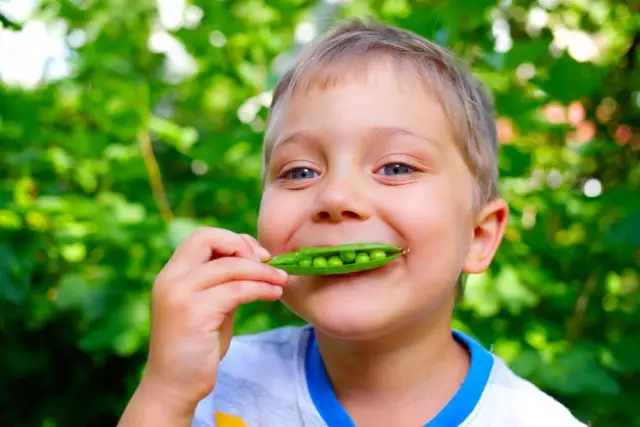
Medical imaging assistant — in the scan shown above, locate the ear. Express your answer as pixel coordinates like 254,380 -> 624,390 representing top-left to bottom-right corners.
462,198 -> 509,274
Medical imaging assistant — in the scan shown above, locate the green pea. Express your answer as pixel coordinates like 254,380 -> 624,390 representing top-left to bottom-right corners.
369,249 -> 386,261
265,242 -> 405,276
313,256 -> 328,267
355,252 -> 370,263
267,252 -> 299,266
298,255 -> 312,267
327,256 -> 343,267
340,250 -> 357,263
299,242 -> 400,257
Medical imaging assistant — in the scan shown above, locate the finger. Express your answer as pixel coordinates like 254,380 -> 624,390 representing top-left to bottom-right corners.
240,233 -> 271,262
182,257 -> 288,291
162,228 -> 257,277
200,280 -> 284,320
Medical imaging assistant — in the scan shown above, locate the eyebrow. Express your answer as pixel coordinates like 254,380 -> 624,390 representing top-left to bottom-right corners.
370,125 -> 443,149
272,125 -> 443,152
272,131 -> 320,151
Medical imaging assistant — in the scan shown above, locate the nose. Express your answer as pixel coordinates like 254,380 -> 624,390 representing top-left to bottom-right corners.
311,173 -> 373,223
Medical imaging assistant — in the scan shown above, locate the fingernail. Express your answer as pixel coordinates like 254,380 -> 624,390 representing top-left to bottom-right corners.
276,268 -> 288,277
258,247 -> 271,261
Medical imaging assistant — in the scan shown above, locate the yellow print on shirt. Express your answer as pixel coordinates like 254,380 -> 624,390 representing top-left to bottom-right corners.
215,411 -> 249,427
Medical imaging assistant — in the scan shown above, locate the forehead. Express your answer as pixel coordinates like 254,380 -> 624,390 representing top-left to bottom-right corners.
263,55 -> 445,146
277,52 -> 432,103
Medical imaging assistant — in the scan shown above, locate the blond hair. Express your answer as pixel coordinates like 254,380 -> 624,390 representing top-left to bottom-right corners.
262,18 -> 499,208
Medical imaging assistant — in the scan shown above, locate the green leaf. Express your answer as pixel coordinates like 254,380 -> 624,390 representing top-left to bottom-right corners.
510,349 -> 543,378
536,55 -> 609,104
0,244 -> 29,304
56,273 -> 88,310
461,272 -> 501,317
499,145 -> 533,178
496,267 -> 539,314
148,116 -> 199,153
540,346 -> 619,396
607,210 -> 640,247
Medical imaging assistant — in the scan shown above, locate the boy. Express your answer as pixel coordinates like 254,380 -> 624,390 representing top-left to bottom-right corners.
119,19 -> 587,426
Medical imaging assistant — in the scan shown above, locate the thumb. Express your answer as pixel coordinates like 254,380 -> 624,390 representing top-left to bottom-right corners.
218,309 -> 236,360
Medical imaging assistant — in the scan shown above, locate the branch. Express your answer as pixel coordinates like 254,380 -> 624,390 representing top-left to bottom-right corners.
137,130 -> 174,222
566,271 -> 599,342
624,31 -> 639,71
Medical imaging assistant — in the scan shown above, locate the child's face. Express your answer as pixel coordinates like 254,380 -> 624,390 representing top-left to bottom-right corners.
258,58 -> 504,339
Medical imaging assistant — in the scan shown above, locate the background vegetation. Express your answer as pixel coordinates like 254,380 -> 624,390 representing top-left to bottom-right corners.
1,0 -> 638,425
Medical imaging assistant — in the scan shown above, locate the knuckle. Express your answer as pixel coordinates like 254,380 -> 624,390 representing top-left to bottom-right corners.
226,280 -> 249,296
211,256 -> 239,270
240,233 -> 256,243
153,278 -> 188,306
191,227 -> 244,249
166,290 -> 190,314
226,280 -> 263,300
191,227 -> 216,240
238,235 -> 256,251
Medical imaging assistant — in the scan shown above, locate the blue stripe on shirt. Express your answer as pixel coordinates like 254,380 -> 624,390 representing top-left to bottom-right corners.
304,328 -> 494,426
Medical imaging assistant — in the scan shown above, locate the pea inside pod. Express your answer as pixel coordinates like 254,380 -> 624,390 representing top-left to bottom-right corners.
266,242 -> 405,276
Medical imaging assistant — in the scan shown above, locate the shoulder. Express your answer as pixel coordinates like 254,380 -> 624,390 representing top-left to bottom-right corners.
476,356 -> 587,427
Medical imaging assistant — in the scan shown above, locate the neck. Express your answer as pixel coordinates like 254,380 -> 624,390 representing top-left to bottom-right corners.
313,298 -> 470,421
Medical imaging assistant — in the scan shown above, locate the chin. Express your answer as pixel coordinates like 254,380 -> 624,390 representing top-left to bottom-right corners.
281,265 -> 458,343
282,273 -> 417,341
313,303 -> 399,340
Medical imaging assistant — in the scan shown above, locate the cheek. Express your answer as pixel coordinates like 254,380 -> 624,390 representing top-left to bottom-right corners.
396,183 -> 472,272
403,205 -> 456,252
257,188 -> 302,253
397,182 -> 461,235
257,190 -> 280,250
403,213 -> 466,295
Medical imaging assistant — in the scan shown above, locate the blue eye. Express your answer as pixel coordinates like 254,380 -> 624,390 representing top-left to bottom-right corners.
280,167 -> 319,180
378,163 -> 415,176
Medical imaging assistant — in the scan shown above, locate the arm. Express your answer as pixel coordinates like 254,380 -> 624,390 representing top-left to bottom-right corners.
117,228 -> 287,427
117,377 -> 195,427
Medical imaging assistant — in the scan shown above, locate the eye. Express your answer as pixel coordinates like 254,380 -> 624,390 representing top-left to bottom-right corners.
279,167 -> 319,180
376,163 -> 416,176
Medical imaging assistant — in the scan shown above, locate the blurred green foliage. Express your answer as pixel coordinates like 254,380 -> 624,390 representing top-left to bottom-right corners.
1,0 -> 639,426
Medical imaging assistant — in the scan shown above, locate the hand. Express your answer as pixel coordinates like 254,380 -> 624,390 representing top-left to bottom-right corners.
119,228 -> 287,425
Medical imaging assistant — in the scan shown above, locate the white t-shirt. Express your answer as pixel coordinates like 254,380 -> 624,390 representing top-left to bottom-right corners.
192,326 -> 587,427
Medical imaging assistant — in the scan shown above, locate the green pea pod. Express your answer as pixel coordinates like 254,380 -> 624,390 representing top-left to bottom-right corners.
266,242 -> 404,276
